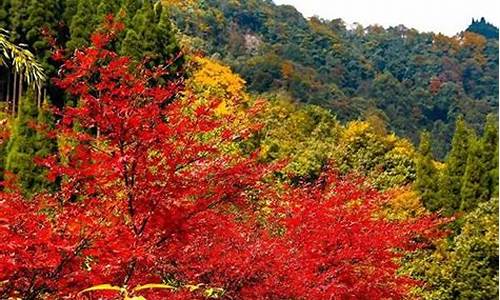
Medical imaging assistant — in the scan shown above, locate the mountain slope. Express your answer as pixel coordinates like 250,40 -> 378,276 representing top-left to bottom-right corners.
166,0 -> 499,158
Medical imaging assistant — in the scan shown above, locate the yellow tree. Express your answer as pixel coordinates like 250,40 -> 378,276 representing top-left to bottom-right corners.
185,56 -> 261,155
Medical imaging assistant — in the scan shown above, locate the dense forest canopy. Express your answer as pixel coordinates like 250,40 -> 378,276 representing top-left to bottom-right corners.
166,0 -> 499,158
0,0 -> 498,158
0,0 -> 498,299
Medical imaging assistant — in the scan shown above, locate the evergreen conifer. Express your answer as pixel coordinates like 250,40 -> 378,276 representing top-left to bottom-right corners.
416,131 -> 440,210
438,117 -> 472,213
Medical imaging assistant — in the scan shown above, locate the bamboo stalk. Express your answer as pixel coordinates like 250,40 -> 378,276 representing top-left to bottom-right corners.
37,86 -> 41,109
18,73 -> 23,115
12,70 -> 17,116
6,72 -> 11,109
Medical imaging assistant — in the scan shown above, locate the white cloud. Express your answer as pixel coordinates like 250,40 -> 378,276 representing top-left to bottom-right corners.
273,0 -> 500,36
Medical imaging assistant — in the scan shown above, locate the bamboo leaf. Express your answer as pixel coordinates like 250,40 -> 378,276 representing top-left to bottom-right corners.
133,283 -> 176,292
79,284 -> 125,295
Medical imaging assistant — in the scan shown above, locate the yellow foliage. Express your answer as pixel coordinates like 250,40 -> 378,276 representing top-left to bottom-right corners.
342,120 -> 416,158
341,120 -> 371,142
433,160 -> 445,171
161,0 -> 198,8
391,138 -> 416,158
337,119 -> 417,189
182,56 -> 262,157
185,56 -> 255,142
189,56 -> 246,100
383,186 -> 427,220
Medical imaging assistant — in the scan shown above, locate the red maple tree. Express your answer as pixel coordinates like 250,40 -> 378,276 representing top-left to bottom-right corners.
0,21 -> 442,300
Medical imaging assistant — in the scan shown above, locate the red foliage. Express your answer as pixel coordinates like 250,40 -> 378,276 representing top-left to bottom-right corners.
246,174 -> 441,299
0,23 -> 442,300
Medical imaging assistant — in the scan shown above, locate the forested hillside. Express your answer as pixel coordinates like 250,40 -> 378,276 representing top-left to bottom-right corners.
166,0 -> 499,158
0,0 -> 498,299
1,0 -> 498,156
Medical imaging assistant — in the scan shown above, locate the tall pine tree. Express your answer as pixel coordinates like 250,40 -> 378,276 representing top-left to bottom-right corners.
438,116 -> 473,213
24,0 -> 63,73
460,136 -> 486,211
121,0 -> 156,59
66,0 -> 99,50
120,0 -> 182,70
480,114 -> 499,198
156,2 -> 183,72
460,114 -> 498,211
415,131 -> 440,210
7,0 -> 30,43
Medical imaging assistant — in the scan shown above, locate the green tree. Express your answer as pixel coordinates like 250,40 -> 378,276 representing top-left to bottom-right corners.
255,96 -> 341,179
96,0 -> 120,20
480,114 -> 499,198
5,91 -> 55,196
459,114 -> 497,211
7,0 -> 29,43
156,4 -> 183,69
24,0 -> 63,73
460,137 -> 486,211
62,0 -> 78,25
408,199 -> 499,300
492,145 -> 499,197
439,117 -> 473,213
120,0 -> 156,59
121,0 -> 182,70
66,0 -> 98,50
119,0 -> 142,26
0,112 -> 9,181
415,131 -> 440,210
0,0 -> 10,28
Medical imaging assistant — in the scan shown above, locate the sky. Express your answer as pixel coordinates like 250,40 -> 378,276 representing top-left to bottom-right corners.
273,0 -> 500,36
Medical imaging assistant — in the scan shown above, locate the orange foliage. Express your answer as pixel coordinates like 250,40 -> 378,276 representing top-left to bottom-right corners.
281,61 -> 295,79
432,34 -> 460,54
461,32 -> 487,65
